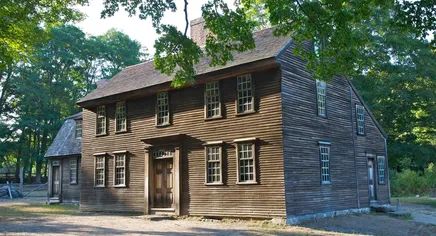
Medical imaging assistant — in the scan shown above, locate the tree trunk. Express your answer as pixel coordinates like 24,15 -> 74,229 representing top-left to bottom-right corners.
0,68 -> 12,115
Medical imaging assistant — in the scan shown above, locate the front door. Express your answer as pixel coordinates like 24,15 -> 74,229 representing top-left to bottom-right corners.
368,159 -> 376,201
153,158 -> 174,208
52,165 -> 61,197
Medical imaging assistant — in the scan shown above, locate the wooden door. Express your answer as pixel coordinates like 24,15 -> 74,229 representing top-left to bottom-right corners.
153,158 -> 174,208
367,159 -> 376,201
52,165 -> 60,197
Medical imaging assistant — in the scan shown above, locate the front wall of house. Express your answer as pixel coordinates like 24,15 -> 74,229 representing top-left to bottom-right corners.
61,156 -> 81,202
278,43 -> 389,217
80,68 -> 286,217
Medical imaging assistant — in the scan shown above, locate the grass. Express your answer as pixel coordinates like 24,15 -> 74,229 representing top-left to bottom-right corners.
392,196 -> 436,208
0,203 -> 80,217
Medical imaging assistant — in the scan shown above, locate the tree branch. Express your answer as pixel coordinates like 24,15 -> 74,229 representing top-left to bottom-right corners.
183,0 -> 189,36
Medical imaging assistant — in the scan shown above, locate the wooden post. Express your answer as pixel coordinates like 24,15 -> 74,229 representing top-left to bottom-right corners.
6,181 -> 12,199
144,146 -> 151,215
174,146 -> 182,216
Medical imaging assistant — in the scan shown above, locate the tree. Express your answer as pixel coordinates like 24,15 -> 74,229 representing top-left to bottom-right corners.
100,0 -> 435,86
0,0 -> 87,115
1,25 -> 144,183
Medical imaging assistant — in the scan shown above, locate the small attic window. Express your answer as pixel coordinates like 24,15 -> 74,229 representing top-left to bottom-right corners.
75,120 -> 82,138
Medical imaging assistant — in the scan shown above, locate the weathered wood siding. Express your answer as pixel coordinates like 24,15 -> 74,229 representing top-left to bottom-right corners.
351,89 -> 390,205
80,68 -> 286,217
61,156 -> 81,202
278,42 -> 389,217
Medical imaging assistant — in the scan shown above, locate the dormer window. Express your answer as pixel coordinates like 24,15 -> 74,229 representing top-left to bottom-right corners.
75,120 -> 82,138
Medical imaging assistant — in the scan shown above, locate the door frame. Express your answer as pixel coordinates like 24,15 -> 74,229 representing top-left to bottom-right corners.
48,159 -> 63,200
367,155 -> 377,202
144,145 -> 182,215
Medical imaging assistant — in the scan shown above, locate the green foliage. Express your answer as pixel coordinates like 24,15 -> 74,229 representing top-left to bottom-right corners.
391,163 -> 436,196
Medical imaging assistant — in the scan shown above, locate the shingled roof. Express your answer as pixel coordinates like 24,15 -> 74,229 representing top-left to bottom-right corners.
45,113 -> 82,158
78,28 -> 290,104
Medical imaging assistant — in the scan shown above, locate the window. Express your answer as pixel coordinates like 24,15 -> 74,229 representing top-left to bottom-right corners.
115,102 -> 127,132
205,146 -> 222,184
319,144 -> 331,184
204,81 -> 221,119
96,105 -> 106,135
236,142 -> 256,183
156,92 -> 170,126
69,159 -> 78,184
356,105 -> 365,135
316,80 -> 327,117
114,153 -> 126,187
377,156 -> 386,184
237,74 -> 254,114
75,120 -> 82,138
95,155 -> 105,187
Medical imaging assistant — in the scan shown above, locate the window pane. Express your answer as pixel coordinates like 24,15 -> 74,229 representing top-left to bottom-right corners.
377,156 -> 385,184
316,80 -> 326,117
206,146 -> 221,183
237,74 -> 254,113
75,120 -> 82,138
205,82 -> 221,118
319,145 -> 331,183
238,143 -> 255,182
70,159 -> 77,184
156,92 -> 169,125
95,156 -> 105,186
96,106 -> 106,135
116,102 -> 127,132
356,105 -> 365,134
115,153 -> 126,186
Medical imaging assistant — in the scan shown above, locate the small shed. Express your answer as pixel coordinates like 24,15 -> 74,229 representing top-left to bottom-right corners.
45,112 -> 82,203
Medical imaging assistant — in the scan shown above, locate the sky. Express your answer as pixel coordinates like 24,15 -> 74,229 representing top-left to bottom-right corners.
76,0 -> 234,54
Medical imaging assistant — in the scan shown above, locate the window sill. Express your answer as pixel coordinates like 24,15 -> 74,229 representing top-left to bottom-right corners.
115,130 -> 128,134
156,123 -> 171,128
95,133 -> 108,137
204,115 -> 223,121
236,181 -> 258,185
113,184 -> 127,188
235,111 -> 256,117
321,181 -> 332,185
94,185 -> 105,188
204,182 -> 224,186
69,182 -> 78,185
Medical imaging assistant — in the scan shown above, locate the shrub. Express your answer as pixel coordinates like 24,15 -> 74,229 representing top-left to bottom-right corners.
390,162 -> 435,197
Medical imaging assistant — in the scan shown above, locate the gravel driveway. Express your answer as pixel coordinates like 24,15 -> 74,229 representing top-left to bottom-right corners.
0,201 -> 435,235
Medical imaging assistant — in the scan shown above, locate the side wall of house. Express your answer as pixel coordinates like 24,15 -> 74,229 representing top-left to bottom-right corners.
278,42 -> 389,218
61,156 -> 81,202
351,89 -> 390,205
80,68 -> 287,217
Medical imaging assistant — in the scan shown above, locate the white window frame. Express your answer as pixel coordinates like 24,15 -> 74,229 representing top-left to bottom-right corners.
235,138 -> 257,184
115,101 -> 127,132
236,74 -> 255,114
96,105 -> 107,135
319,143 -> 331,184
316,80 -> 327,117
94,155 -> 106,187
69,158 -> 78,185
377,156 -> 386,184
356,104 -> 365,135
204,81 -> 222,119
156,92 -> 170,126
75,119 -> 82,139
204,143 -> 223,185
113,151 -> 127,187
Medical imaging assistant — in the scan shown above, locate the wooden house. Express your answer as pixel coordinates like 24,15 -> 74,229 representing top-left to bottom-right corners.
76,19 -> 390,223
45,113 -> 82,203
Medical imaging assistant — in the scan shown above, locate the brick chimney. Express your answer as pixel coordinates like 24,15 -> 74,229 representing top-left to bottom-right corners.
190,18 -> 208,46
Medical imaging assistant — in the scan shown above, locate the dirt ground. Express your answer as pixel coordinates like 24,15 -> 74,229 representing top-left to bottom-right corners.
0,201 -> 435,236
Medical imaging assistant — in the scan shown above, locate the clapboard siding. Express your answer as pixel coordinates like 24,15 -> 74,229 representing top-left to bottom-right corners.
351,89 -> 390,205
278,41 -> 389,217
61,156 -> 81,202
80,68 -> 287,217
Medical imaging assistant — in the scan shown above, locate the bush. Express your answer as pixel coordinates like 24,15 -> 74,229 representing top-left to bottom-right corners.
390,162 -> 435,197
